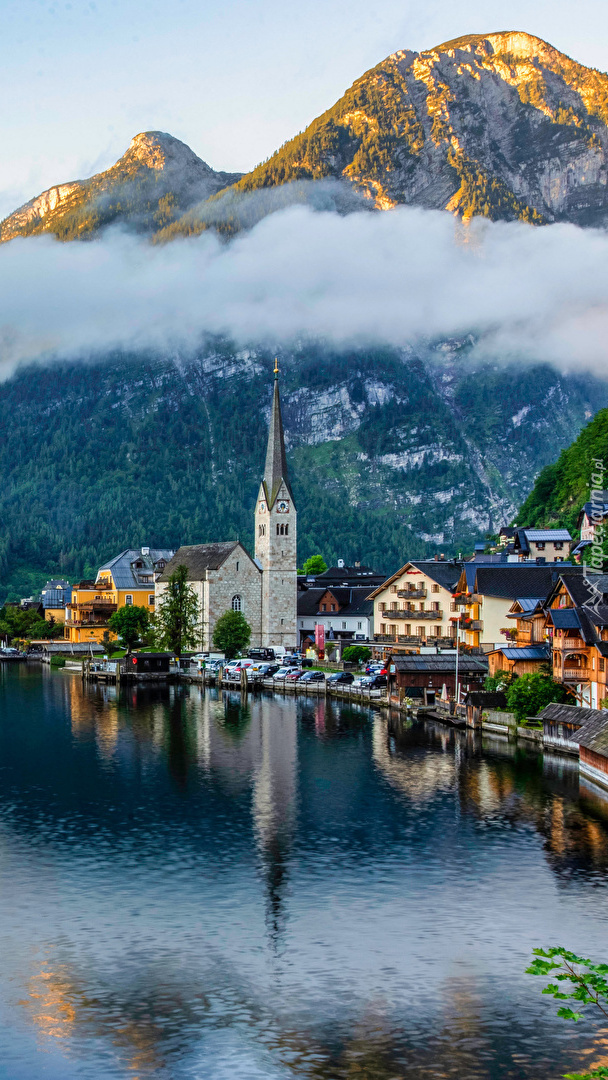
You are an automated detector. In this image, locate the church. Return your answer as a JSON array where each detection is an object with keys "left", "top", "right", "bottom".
[{"left": 155, "top": 364, "right": 297, "bottom": 650}]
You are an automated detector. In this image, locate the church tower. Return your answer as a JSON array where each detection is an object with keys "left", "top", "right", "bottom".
[{"left": 255, "top": 361, "right": 297, "bottom": 648}]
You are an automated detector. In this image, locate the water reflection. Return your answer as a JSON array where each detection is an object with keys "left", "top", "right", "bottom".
[{"left": 2, "top": 665, "right": 608, "bottom": 1078}]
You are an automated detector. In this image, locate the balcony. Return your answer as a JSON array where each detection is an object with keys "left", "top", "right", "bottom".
[
  {"left": 397, "top": 588, "right": 427, "bottom": 599},
  {"left": 555, "top": 639, "right": 587, "bottom": 651},
  {"left": 470, "top": 620, "right": 483, "bottom": 631},
  {"left": 382, "top": 609, "right": 443, "bottom": 620},
  {"left": 562, "top": 667, "right": 590, "bottom": 681},
  {"left": 374, "top": 634, "right": 423, "bottom": 645}
]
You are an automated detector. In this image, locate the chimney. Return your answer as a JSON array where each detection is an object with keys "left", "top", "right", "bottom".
[
  {"left": 354, "top": 561, "right": 360, "bottom": 568},
  {"left": 337, "top": 559, "right": 345, "bottom": 568},
  {"left": 440, "top": 553, "right": 445, "bottom": 561},
  {"left": 141, "top": 546, "right": 150, "bottom": 556}
]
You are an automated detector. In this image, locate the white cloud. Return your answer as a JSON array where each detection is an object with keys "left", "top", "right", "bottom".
[{"left": 1, "top": 204, "right": 608, "bottom": 378}]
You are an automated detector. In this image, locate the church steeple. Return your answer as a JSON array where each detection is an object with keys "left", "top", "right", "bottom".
[
  {"left": 255, "top": 359, "right": 297, "bottom": 649},
  {"left": 263, "top": 361, "right": 294, "bottom": 509}
]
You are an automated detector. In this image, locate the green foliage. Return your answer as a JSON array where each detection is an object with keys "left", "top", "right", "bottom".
[
  {"left": 517, "top": 408, "right": 608, "bottom": 535},
  {"left": 484, "top": 671, "right": 516, "bottom": 693},
  {"left": 448, "top": 149, "right": 545, "bottom": 224},
  {"left": 527, "top": 947, "right": 608, "bottom": 1078},
  {"left": 107, "top": 605, "right": 150, "bottom": 653},
  {"left": 506, "top": 672, "right": 572, "bottom": 721},
  {"left": 0, "top": 604, "right": 64, "bottom": 643},
  {"left": 302, "top": 555, "right": 328, "bottom": 575},
  {"left": 155, "top": 565, "right": 200, "bottom": 655},
  {"left": 212, "top": 609, "right": 251, "bottom": 660},
  {"left": 342, "top": 645, "right": 372, "bottom": 664},
  {"left": 50, "top": 655, "right": 66, "bottom": 668}
]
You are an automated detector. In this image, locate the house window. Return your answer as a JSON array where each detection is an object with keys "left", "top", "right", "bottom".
[
  {"left": 232, "top": 595, "right": 242, "bottom": 612},
  {"left": 380, "top": 623, "right": 386, "bottom": 634},
  {"left": 342, "top": 621, "right": 347, "bottom": 629},
  {"left": 276, "top": 525, "right": 280, "bottom": 535},
  {"left": 285, "top": 525, "right": 289, "bottom": 535},
  {"left": 321, "top": 604, "right": 327, "bottom": 611},
  {"left": 601, "top": 658, "right": 606, "bottom": 672},
  {"left": 431, "top": 584, "right": 439, "bottom": 593},
  {"left": 236, "top": 561, "right": 239, "bottom": 572},
  {"left": 331, "top": 604, "right": 336, "bottom": 612},
  {"left": 358, "top": 622, "right": 362, "bottom": 629},
  {"left": 379, "top": 603, "right": 386, "bottom": 611},
  {"left": 432, "top": 602, "right": 440, "bottom": 612},
  {"left": 149, "top": 595, "right": 155, "bottom": 606},
  {"left": 390, "top": 624, "right": 397, "bottom": 635},
  {"left": 125, "top": 595, "right": 133, "bottom": 605},
  {"left": 391, "top": 585, "right": 397, "bottom": 593},
  {"left": 536, "top": 541, "right": 545, "bottom": 550},
  {"left": 391, "top": 601, "right": 397, "bottom": 610},
  {"left": 406, "top": 624, "right": 411, "bottom": 636},
  {"left": 554, "top": 542, "right": 563, "bottom": 550},
  {"left": 417, "top": 626, "right": 425, "bottom": 638}
]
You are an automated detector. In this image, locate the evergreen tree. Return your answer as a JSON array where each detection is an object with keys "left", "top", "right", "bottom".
[{"left": 155, "top": 565, "right": 200, "bottom": 655}]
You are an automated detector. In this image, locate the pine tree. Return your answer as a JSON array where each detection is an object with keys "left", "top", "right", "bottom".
[{"left": 155, "top": 565, "right": 200, "bottom": 655}]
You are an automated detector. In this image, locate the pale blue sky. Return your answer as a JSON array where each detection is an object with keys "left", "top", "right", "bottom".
[{"left": 1, "top": 0, "right": 608, "bottom": 218}]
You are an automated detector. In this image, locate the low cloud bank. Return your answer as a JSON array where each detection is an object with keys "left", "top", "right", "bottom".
[{"left": 1, "top": 203, "right": 608, "bottom": 378}]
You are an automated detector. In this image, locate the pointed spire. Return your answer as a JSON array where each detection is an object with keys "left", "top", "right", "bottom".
[{"left": 263, "top": 363, "right": 293, "bottom": 508}]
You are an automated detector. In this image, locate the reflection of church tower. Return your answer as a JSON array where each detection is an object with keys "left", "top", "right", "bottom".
[{"left": 254, "top": 361, "right": 297, "bottom": 648}]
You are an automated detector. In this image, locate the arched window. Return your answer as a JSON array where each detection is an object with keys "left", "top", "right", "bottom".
[
  {"left": 259, "top": 524, "right": 265, "bottom": 536},
  {"left": 284, "top": 524, "right": 288, "bottom": 535},
  {"left": 232, "top": 595, "right": 242, "bottom": 612},
  {"left": 276, "top": 524, "right": 281, "bottom": 536}
]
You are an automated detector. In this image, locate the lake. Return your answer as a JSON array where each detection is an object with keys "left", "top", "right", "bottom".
[{"left": 1, "top": 661, "right": 608, "bottom": 1079}]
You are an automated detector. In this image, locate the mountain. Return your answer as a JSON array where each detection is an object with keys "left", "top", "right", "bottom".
[
  {"left": 4, "top": 32, "right": 608, "bottom": 242},
  {"left": 0, "top": 343, "right": 605, "bottom": 603},
  {"left": 516, "top": 407, "right": 608, "bottom": 533},
  {"left": 0, "top": 132, "right": 241, "bottom": 242},
  {"left": 163, "top": 30, "right": 608, "bottom": 239}
]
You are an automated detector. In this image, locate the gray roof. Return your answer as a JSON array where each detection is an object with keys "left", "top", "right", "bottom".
[
  {"left": 523, "top": 529, "right": 572, "bottom": 542},
  {"left": 578, "top": 712, "right": 608, "bottom": 755},
  {"left": 468, "top": 565, "right": 580, "bottom": 600},
  {"left": 393, "top": 655, "right": 488, "bottom": 673},
  {"left": 157, "top": 542, "right": 256, "bottom": 581},
  {"left": 263, "top": 376, "right": 293, "bottom": 508},
  {"left": 98, "top": 548, "right": 174, "bottom": 589},
  {"left": 492, "top": 645, "right": 550, "bottom": 661},
  {"left": 547, "top": 608, "right": 581, "bottom": 630},
  {"left": 540, "top": 702, "right": 597, "bottom": 732}
]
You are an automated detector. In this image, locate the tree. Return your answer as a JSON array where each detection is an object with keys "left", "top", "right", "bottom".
[
  {"left": 342, "top": 644, "right": 372, "bottom": 665},
  {"left": 154, "top": 565, "right": 200, "bottom": 655},
  {"left": 505, "top": 672, "right": 572, "bottom": 721},
  {"left": 212, "top": 609, "right": 251, "bottom": 659},
  {"left": 107, "top": 605, "right": 150, "bottom": 654},
  {"left": 527, "top": 947, "right": 608, "bottom": 1078},
  {"left": 301, "top": 555, "right": 328, "bottom": 575}
]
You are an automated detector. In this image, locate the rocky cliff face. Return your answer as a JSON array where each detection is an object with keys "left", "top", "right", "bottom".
[
  {"left": 4, "top": 32, "right": 608, "bottom": 243},
  {"left": 228, "top": 31, "right": 608, "bottom": 227},
  {"left": 0, "top": 132, "right": 241, "bottom": 242}
]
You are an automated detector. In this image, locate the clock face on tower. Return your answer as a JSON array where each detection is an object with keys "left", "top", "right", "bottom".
[{"left": 277, "top": 500, "right": 289, "bottom": 514}]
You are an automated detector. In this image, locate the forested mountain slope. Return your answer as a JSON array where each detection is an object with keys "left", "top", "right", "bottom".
[
  {"left": 0, "top": 344, "right": 604, "bottom": 602},
  {"left": 516, "top": 408, "right": 608, "bottom": 532}
]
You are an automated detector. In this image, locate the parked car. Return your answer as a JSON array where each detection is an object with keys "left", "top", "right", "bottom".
[
  {"left": 282, "top": 654, "right": 300, "bottom": 666},
  {"left": 365, "top": 663, "right": 383, "bottom": 675},
  {"left": 285, "top": 669, "right": 305, "bottom": 681},
  {"left": 368, "top": 674, "right": 387, "bottom": 689},
  {"left": 273, "top": 666, "right": 300, "bottom": 680},
  {"left": 298, "top": 670, "right": 326, "bottom": 683},
  {"left": 254, "top": 663, "right": 280, "bottom": 677},
  {"left": 327, "top": 671, "right": 354, "bottom": 685},
  {"left": 352, "top": 676, "right": 373, "bottom": 688}
]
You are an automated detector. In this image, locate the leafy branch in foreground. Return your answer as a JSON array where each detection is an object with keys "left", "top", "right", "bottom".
[{"left": 527, "top": 947, "right": 608, "bottom": 1079}]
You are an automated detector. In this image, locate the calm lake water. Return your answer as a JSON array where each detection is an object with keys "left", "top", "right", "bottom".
[{"left": 1, "top": 663, "right": 608, "bottom": 1080}]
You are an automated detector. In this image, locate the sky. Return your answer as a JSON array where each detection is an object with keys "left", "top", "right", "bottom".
[{"left": 2, "top": 0, "right": 608, "bottom": 219}]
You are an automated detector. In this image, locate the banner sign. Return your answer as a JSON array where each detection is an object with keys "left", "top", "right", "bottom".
[{"left": 315, "top": 623, "right": 325, "bottom": 651}]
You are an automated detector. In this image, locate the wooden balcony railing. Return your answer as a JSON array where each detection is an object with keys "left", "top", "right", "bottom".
[
  {"left": 563, "top": 667, "right": 590, "bottom": 681},
  {"left": 397, "top": 588, "right": 427, "bottom": 599}
]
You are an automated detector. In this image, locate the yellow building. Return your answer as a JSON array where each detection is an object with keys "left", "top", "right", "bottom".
[{"left": 64, "top": 547, "right": 174, "bottom": 644}]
